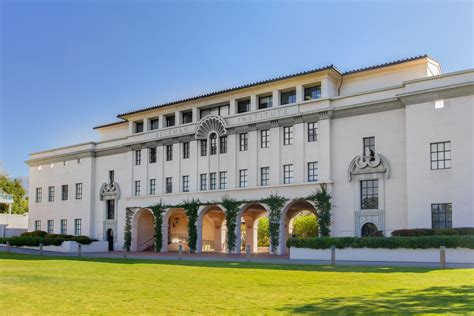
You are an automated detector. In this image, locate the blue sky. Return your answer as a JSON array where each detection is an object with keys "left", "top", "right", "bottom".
[{"left": 1, "top": 0, "right": 472, "bottom": 178}]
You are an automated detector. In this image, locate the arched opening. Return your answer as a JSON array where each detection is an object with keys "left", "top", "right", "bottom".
[
  {"left": 199, "top": 205, "right": 226, "bottom": 252},
  {"left": 106, "top": 228, "right": 114, "bottom": 251},
  {"left": 361, "top": 222, "right": 378, "bottom": 237},
  {"left": 165, "top": 208, "right": 189, "bottom": 252},
  {"left": 132, "top": 208, "right": 155, "bottom": 252},
  {"left": 280, "top": 200, "right": 318, "bottom": 255},
  {"left": 236, "top": 203, "right": 268, "bottom": 254}
]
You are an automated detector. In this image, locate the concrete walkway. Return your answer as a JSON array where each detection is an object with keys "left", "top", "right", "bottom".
[{"left": 1, "top": 245, "right": 473, "bottom": 268}]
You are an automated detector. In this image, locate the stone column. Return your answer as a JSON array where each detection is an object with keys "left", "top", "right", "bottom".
[
  {"left": 196, "top": 224, "right": 203, "bottom": 253},
  {"left": 161, "top": 224, "right": 169, "bottom": 252},
  {"left": 318, "top": 112, "right": 332, "bottom": 182}
]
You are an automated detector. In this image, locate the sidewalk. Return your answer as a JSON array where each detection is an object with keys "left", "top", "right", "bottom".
[{"left": 1, "top": 245, "right": 472, "bottom": 269}]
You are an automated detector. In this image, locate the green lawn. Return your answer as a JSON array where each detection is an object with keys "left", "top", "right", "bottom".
[{"left": 0, "top": 252, "right": 472, "bottom": 315}]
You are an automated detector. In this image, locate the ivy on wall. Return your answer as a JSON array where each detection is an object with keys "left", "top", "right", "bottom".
[
  {"left": 149, "top": 202, "right": 166, "bottom": 252},
  {"left": 181, "top": 198, "right": 200, "bottom": 253},
  {"left": 261, "top": 194, "right": 288, "bottom": 253},
  {"left": 221, "top": 196, "right": 240, "bottom": 253},
  {"left": 307, "top": 184, "right": 333, "bottom": 237},
  {"left": 123, "top": 207, "right": 134, "bottom": 251}
]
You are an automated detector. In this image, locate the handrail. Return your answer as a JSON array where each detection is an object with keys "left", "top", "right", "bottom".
[{"left": 138, "top": 237, "right": 154, "bottom": 246}]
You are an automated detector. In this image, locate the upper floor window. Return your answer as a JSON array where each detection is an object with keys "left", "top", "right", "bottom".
[
  {"left": 304, "top": 84, "right": 321, "bottom": 101},
  {"left": 74, "top": 219, "right": 82, "bottom": 235},
  {"left": 150, "top": 118, "right": 159, "bottom": 130},
  {"left": 308, "top": 122, "right": 318, "bottom": 142},
  {"left": 200, "top": 174, "right": 207, "bottom": 191},
  {"left": 109, "top": 170, "right": 115, "bottom": 183},
  {"left": 283, "top": 126, "right": 294, "bottom": 145},
  {"left": 61, "top": 185, "right": 68, "bottom": 201},
  {"left": 183, "top": 142, "right": 190, "bottom": 159},
  {"left": 260, "top": 167, "right": 270, "bottom": 186},
  {"left": 106, "top": 199, "right": 115, "bottom": 220},
  {"left": 182, "top": 175, "right": 190, "bottom": 192},
  {"left": 258, "top": 95, "right": 272, "bottom": 109},
  {"left": 281, "top": 90, "right": 296, "bottom": 105},
  {"left": 261, "top": 129, "right": 270, "bottom": 148},
  {"left": 75, "top": 183, "right": 83, "bottom": 199},
  {"left": 135, "top": 121, "right": 144, "bottom": 133},
  {"left": 239, "top": 169, "right": 248, "bottom": 188},
  {"left": 239, "top": 133, "right": 248, "bottom": 151},
  {"left": 34, "top": 220, "right": 41, "bottom": 231},
  {"left": 149, "top": 147, "right": 157, "bottom": 164},
  {"left": 48, "top": 186, "right": 55, "bottom": 202},
  {"left": 200, "top": 104, "right": 230, "bottom": 118},
  {"left": 360, "top": 180, "right": 378, "bottom": 209},
  {"left": 166, "top": 145, "right": 173, "bottom": 161},
  {"left": 166, "top": 177, "right": 172, "bottom": 193},
  {"left": 200, "top": 140, "right": 207, "bottom": 156},
  {"left": 431, "top": 141, "right": 451, "bottom": 170},
  {"left": 135, "top": 150, "right": 141, "bottom": 165},
  {"left": 237, "top": 99, "right": 250, "bottom": 113},
  {"left": 210, "top": 172, "right": 217, "bottom": 190},
  {"left": 210, "top": 134, "right": 217, "bottom": 155},
  {"left": 35, "top": 188, "right": 42, "bottom": 203},
  {"left": 219, "top": 171, "right": 227, "bottom": 189},
  {"left": 363, "top": 137, "right": 375, "bottom": 156},
  {"left": 165, "top": 115, "right": 175, "bottom": 127},
  {"left": 182, "top": 112, "right": 193, "bottom": 124},
  {"left": 60, "top": 219, "right": 67, "bottom": 235},
  {"left": 283, "top": 164, "right": 294, "bottom": 184},
  {"left": 220, "top": 136, "right": 227, "bottom": 154},
  {"left": 47, "top": 220, "right": 54, "bottom": 234},
  {"left": 134, "top": 180, "right": 141, "bottom": 196},
  {"left": 149, "top": 179, "right": 156, "bottom": 195},
  {"left": 308, "top": 161, "right": 318, "bottom": 182},
  {"left": 431, "top": 203, "right": 452, "bottom": 229}
]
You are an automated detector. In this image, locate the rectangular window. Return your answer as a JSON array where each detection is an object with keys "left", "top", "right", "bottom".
[
  {"left": 149, "top": 179, "right": 156, "bottom": 195},
  {"left": 61, "top": 185, "right": 68, "bottom": 201},
  {"left": 304, "top": 85, "right": 321, "bottom": 101},
  {"left": 308, "top": 161, "right": 318, "bottom": 182},
  {"left": 166, "top": 145, "right": 173, "bottom": 161},
  {"left": 34, "top": 220, "right": 41, "bottom": 231},
  {"left": 281, "top": 90, "right": 296, "bottom": 105},
  {"left": 74, "top": 219, "right": 82, "bottom": 235},
  {"left": 210, "top": 172, "right": 217, "bottom": 190},
  {"left": 239, "top": 133, "right": 248, "bottom": 151},
  {"left": 47, "top": 220, "right": 54, "bottom": 234},
  {"left": 220, "top": 136, "right": 227, "bottom": 154},
  {"left": 363, "top": 137, "right": 375, "bottom": 155},
  {"left": 135, "top": 121, "right": 144, "bottom": 133},
  {"left": 308, "top": 122, "right": 318, "bottom": 142},
  {"left": 239, "top": 169, "right": 248, "bottom": 188},
  {"left": 134, "top": 180, "right": 141, "bottom": 196},
  {"left": 201, "top": 140, "right": 207, "bottom": 156},
  {"left": 200, "top": 174, "right": 207, "bottom": 191},
  {"left": 258, "top": 95, "right": 272, "bottom": 109},
  {"left": 260, "top": 167, "right": 270, "bottom": 186},
  {"left": 149, "top": 148, "right": 157, "bottom": 163},
  {"left": 60, "top": 219, "right": 67, "bottom": 235},
  {"left": 430, "top": 141, "right": 451, "bottom": 170},
  {"left": 165, "top": 115, "right": 175, "bottom": 127},
  {"left": 182, "top": 112, "right": 193, "bottom": 124},
  {"left": 75, "top": 183, "right": 83, "bottom": 199},
  {"left": 183, "top": 142, "right": 190, "bottom": 159},
  {"left": 106, "top": 199, "right": 115, "bottom": 220},
  {"left": 283, "top": 164, "right": 294, "bottom": 184},
  {"left": 360, "top": 180, "right": 378, "bottom": 209},
  {"left": 261, "top": 129, "right": 270, "bottom": 148},
  {"left": 35, "top": 188, "right": 42, "bottom": 203},
  {"left": 283, "top": 126, "right": 294, "bottom": 145},
  {"left": 109, "top": 170, "right": 115, "bottom": 183},
  {"left": 210, "top": 135, "right": 217, "bottom": 155},
  {"left": 431, "top": 203, "right": 453, "bottom": 229},
  {"left": 166, "top": 177, "right": 172, "bottom": 193},
  {"left": 237, "top": 99, "right": 250, "bottom": 113},
  {"left": 182, "top": 175, "right": 190, "bottom": 192},
  {"left": 219, "top": 171, "right": 227, "bottom": 189},
  {"left": 135, "top": 150, "right": 141, "bottom": 165},
  {"left": 150, "top": 118, "right": 159, "bottom": 130},
  {"left": 48, "top": 186, "right": 55, "bottom": 202}
]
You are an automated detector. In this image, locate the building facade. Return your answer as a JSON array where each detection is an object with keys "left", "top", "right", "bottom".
[{"left": 26, "top": 56, "right": 474, "bottom": 254}]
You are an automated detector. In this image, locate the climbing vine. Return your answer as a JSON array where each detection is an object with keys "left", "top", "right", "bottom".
[
  {"left": 149, "top": 202, "right": 166, "bottom": 252},
  {"left": 261, "top": 194, "right": 288, "bottom": 253},
  {"left": 307, "top": 183, "right": 333, "bottom": 237},
  {"left": 181, "top": 198, "right": 200, "bottom": 253},
  {"left": 221, "top": 196, "right": 241, "bottom": 253},
  {"left": 123, "top": 207, "right": 134, "bottom": 251}
]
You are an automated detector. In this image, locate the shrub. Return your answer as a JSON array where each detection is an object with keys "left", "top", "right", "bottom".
[
  {"left": 454, "top": 227, "right": 474, "bottom": 235},
  {"left": 286, "top": 236, "right": 474, "bottom": 250},
  {"left": 392, "top": 228, "right": 462, "bottom": 237},
  {"left": 292, "top": 214, "right": 318, "bottom": 238},
  {"left": 21, "top": 230, "right": 48, "bottom": 238},
  {"left": 71, "top": 236, "right": 95, "bottom": 245},
  {"left": 47, "top": 234, "right": 74, "bottom": 240},
  {"left": 433, "top": 229, "right": 459, "bottom": 236},
  {"left": 0, "top": 234, "right": 94, "bottom": 247}
]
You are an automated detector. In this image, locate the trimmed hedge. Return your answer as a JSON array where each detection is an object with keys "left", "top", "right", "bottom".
[
  {"left": 391, "top": 228, "right": 474, "bottom": 237},
  {"left": 0, "top": 234, "right": 96, "bottom": 247},
  {"left": 454, "top": 227, "right": 474, "bottom": 235},
  {"left": 286, "top": 236, "right": 474, "bottom": 250}
]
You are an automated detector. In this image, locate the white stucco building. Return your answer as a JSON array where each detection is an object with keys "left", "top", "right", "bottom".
[{"left": 26, "top": 55, "right": 474, "bottom": 254}]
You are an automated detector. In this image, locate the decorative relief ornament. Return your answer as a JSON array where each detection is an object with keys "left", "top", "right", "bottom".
[
  {"left": 195, "top": 115, "right": 227, "bottom": 139},
  {"left": 348, "top": 148, "right": 390, "bottom": 181}
]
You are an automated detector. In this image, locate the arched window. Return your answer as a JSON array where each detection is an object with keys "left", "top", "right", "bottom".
[
  {"left": 361, "top": 222, "right": 378, "bottom": 237},
  {"left": 210, "top": 134, "right": 217, "bottom": 155}
]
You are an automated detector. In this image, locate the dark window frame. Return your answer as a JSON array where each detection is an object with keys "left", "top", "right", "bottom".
[
  {"left": 149, "top": 147, "right": 157, "bottom": 164},
  {"left": 258, "top": 95, "right": 273, "bottom": 109},
  {"left": 48, "top": 186, "right": 55, "bottom": 202},
  {"left": 261, "top": 129, "right": 270, "bottom": 148},
  {"left": 201, "top": 139, "right": 207, "bottom": 156},
  {"left": 35, "top": 188, "right": 42, "bottom": 203},
  {"left": 308, "top": 122, "right": 318, "bottom": 142},
  {"left": 237, "top": 99, "right": 250, "bottom": 113},
  {"left": 74, "top": 219, "right": 82, "bottom": 236},
  {"left": 304, "top": 85, "right": 321, "bottom": 101},
  {"left": 430, "top": 141, "right": 451, "bottom": 170},
  {"left": 75, "top": 183, "right": 83, "bottom": 200},
  {"left": 165, "top": 177, "right": 173, "bottom": 193},
  {"left": 431, "top": 203, "right": 453, "bottom": 229},
  {"left": 61, "top": 184, "right": 68, "bottom": 201},
  {"left": 239, "top": 169, "right": 248, "bottom": 188},
  {"left": 134, "top": 180, "right": 141, "bottom": 196},
  {"left": 360, "top": 179, "right": 378, "bottom": 209},
  {"left": 260, "top": 167, "right": 270, "bottom": 186},
  {"left": 283, "top": 126, "right": 294, "bottom": 145},
  {"left": 210, "top": 172, "right": 217, "bottom": 190},
  {"left": 219, "top": 171, "right": 227, "bottom": 189},
  {"left": 182, "top": 175, "right": 190, "bottom": 192},
  {"left": 210, "top": 134, "right": 217, "bottom": 155},
  {"left": 239, "top": 133, "right": 248, "bottom": 151},
  {"left": 283, "top": 164, "right": 294, "bottom": 184},
  {"left": 106, "top": 199, "right": 115, "bottom": 220},
  {"left": 149, "top": 179, "right": 156, "bottom": 195},
  {"left": 280, "top": 90, "right": 296, "bottom": 105},
  {"left": 200, "top": 174, "right": 207, "bottom": 191},
  {"left": 220, "top": 136, "right": 227, "bottom": 154},
  {"left": 166, "top": 145, "right": 173, "bottom": 161},
  {"left": 183, "top": 142, "right": 190, "bottom": 159},
  {"left": 308, "top": 161, "right": 318, "bottom": 182},
  {"left": 135, "top": 150, "right": 142, "bottom": 165}
]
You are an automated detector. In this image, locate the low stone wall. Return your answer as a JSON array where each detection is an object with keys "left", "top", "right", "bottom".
[
  {"left": 28, "top": 241, "right": 108, "bottom": 253},
  {"left": 290, "top": 247, "right": 474, "bottom": 264}
]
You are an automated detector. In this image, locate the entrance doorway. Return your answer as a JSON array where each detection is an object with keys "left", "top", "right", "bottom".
[{"left": 106, "top": 229, "right": 114, "bottom": 251}]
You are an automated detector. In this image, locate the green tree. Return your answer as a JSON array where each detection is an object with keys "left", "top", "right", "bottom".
[
  {"left": 0, "top": 174, "right": 28, "bottom": 214},
  {"left": 292, "top": 214, "right": 318, "bottom": 238},
  {"left": 257, "top": 217, "right": 270, "bottom": 247}
]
